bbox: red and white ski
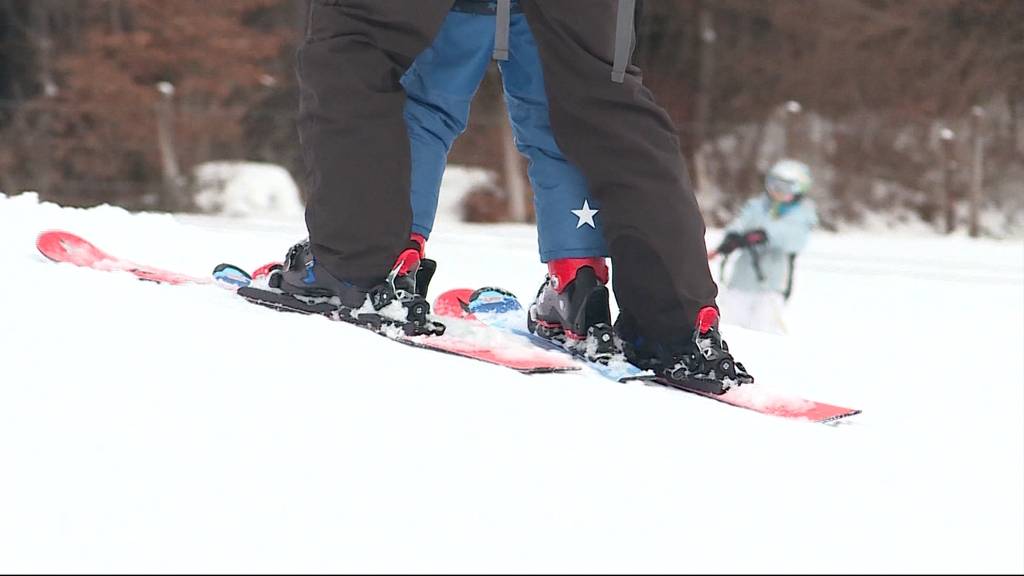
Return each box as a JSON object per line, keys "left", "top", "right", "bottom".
{"left": 654, "top": 381, "right": 860, "bottom": 424}
{"left": 434, "top": 287, "right": 861, "bottom": 424}
{"left": 35, "top": 230, "right": 577, "bottom": 375}
{"left": 37, "top": 230, "right": 212, "bottom": 286}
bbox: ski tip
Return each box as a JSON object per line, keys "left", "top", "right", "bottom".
{"left": 433, "top": 288, "right": 476, "bottom": 319}
{"left": 36, "top": 230, "right": 109, "bottom": 265}
{"left": 467, "top": 287, "right": 522, "bottom": 315}
{"left": 251, "top": 261, "right": 283, "bottom": 280}
{"left": 817, "top": 409, "right": 862, "bottom": 425}
{"left": 37, "top": 229, "right": 80, "bottom": 253}
{"left": 433, "top": 287, "right": 523, "bottom": 320}
{"left": 212, "top": 263, "right": 254, "bottom": 289}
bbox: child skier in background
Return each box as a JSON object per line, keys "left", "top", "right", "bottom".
{"left": 711, "top": 159, "right": 819, "bottom": 334}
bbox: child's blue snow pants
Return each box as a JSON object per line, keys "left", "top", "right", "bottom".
{"left": 401, "top": 1, "right": 608, "bottom": 262}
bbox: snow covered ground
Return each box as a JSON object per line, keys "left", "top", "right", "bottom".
{"left": 1, "top": 191, "right": 1022, "bottom": 573}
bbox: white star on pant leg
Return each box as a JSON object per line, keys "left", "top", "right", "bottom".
{"left": 571, "top": 200, "right": 599, "bottom": 229}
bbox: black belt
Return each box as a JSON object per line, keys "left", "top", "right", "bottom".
{"left": 451, "top": 0, "right": 522, "bottom": 15}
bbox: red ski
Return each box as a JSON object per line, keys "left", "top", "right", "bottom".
{"left": 653, "top": 380, "right": 860, "bottom": 424}
{"left": 35, "top": 230, "right": 575, "bottom": 375}
{"left": 435, "top": 287, "right": 861, "bottom": 424}
{"left": 36, "top": 230, "right": 211, "bottom": 286}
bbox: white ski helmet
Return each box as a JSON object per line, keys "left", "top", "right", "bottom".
{"left": 765, "top": 159, "right": 812, "bottom": 200}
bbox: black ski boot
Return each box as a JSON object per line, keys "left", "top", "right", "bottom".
{"left": 616, "top": 306, "right": 753, "bottom": 394}
{"left": 527, "top": 258, "right": 617, "bottom": 362}
{"left": 261, "top": 236, "right": 442, "bottom": 336}
{"left": 272, "top": 238, "right": 374, "bottom": 308}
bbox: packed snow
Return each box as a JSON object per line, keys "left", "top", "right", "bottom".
{"left": 0, "top": 189, "right": 1021, "bottom": 573}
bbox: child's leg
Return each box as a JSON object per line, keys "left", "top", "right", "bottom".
{"left": 498, "top": 14, "right": 609, "bottom": 264}
{"left": 401, "top": 11, "right": 495, "bottom": 240}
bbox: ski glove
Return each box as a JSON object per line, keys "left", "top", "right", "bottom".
{"left": 744, "top": 229, "right": 768, "bottom": 247}
{"left": 716, "top": 229, "right": 769, "bottom": 255}
{"left": 716, "top": 232, "right": 745, "bottom": 255}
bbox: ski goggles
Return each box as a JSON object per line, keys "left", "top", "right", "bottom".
{"left": 766, "top": 175, "right": 804, "bottom": 199}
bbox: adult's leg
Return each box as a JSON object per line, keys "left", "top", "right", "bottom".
{"left": 297, "top": 0, "right": 453, "bottom": 287}
{"left": 499, "top": 13, "right": 608, "bottom": 263}
{"left": 401, "top": 11, "right": 494, "bottom": 240}
{"left": 522, "top": 0, "right": 717, "bottom": 343}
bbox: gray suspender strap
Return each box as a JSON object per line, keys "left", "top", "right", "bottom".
{"left": 494, "top": 0, "right": 511, "bottom": 61}
{"left": 452, "top": 0, "right": 521, "bottom": 15}
{"left": 449, "top": 0, "right": 515, "bottom": 61}
{"left": 612, "top": 0, "right": 636, "bottom": 83}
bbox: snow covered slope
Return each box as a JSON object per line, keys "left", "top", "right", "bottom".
{"left": 1, "top": 191, "right": 1022, "bottom": 573}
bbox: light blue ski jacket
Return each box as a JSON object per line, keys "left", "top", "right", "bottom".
{"left": 723, "top": 195, "right": 818, "bottom": 294}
